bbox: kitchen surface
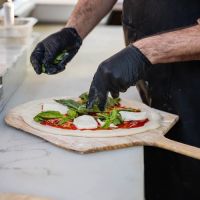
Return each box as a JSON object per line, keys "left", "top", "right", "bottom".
{"left": 0, "top": 24, "right": 144, "bottom": 200}
{"left": 1, "top": 0, "right": 199, "bottom": 200}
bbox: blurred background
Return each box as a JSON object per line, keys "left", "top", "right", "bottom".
{"left": 0, "top": 0, "right": 123, "bottom": 24}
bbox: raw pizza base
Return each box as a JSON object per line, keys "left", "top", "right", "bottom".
{"left": 21, "top": 97, "right": 162, "bottom": 138}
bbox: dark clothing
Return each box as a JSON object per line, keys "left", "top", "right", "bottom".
{"left": 122, "top": 0, "right": 200, "bottom": 199}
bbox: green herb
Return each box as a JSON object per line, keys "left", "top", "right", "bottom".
{"left": 112, "top": 118, "right": 122, "bottom": 126}
{"left": 58, "top": 116, "right": 71, "bottom": 125}
{"left": 42, "top": 50, "right": 69, "bottom": 73}
{"left": 90, "top": 104, "right": 101, "bottom": 113}
{"left": 42, "top": 64, "right": 46, "bottom": 73}
{"left": 55, "top": 98, "right": 88, "bottom": 114}
{"left": 98, "top": 109, "right": 123, "bottom": 129}
{"left": 58, "top": 109, "right": 78, "bottom": 125}
{"left": 77, "top": 104, "right": 88, "bottom": 114}
{"left": 77, "top": 104, "right": 100, "bottom": 114}
{"left": 55, "top": 97, "right": 100, "bottom": 114}
{"left": 35, "top": 111, "right": 63, "bottom": 119}
{"left": 79, "top": 92, "right": 120, "bottom": 108}
{"left": 67, "top": 109, "right": 78, "bottom": 118}
{"left": 102, "top": 118, "right": 111, "bottom": 129}
{"left": 53, "top": 50, "right": 69, "bottom": 64}
{"left": 33, "top": 116, "right": 44, "bottom": 123}
{"left": 110, "top": 110, "right": 119, "bottom": 121}
{"left": 97, "top": 112, "right": 108, "bottom": 121}
{"left": 33, "top": 111, "right": 64, "bottom": 123}
{"left": 79, "top": 92, "right": 88, "bottom": 104}
{"left": 55, "top": 99, "right": 81, "bottom": 110}
{"left": 106, "top": 97, "right": 120, "bottom": 108}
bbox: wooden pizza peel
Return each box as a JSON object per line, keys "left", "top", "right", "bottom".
{"left": 4, "top": 99, "right": 200, "bottom": 160}
{"left": 0, "top": 193, "right": 51, "bottom": 200}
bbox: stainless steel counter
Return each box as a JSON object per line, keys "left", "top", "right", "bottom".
{"left": 0, "top": 25, "right": 144, "bottom": 200}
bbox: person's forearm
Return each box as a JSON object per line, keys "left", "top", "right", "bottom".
{"left": 134, "top": 24, "right": 200, "bottom": 64}
{"left": 66, "top": 0, "right": 117, "bottom": 39}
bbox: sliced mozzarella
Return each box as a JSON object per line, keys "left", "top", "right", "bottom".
{"left": 42, "top": 102, "right": 68, "bottom": 114}
{"left": 119, "top": 111, "right": 147, "bottom": 121}
{"left": 73, "top": 115, "right": 98, "bottom": 129}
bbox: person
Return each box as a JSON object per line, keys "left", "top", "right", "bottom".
{"left": 30, "top": 0, "right": 200, "bottom": 199}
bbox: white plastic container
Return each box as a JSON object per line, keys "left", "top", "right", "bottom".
{"left": 3, "top": 0, "right": 15, "bottom": 27}
{"left": 0, "top": 17, "right": 37, "bottom": 46}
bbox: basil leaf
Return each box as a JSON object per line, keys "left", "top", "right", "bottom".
{"left": 79, "top": 92, "right": 120, "bottom": 109}
{"left": 58, "top": 116, "right": 71, "bottom": 125}
{"left": 55, "top": 99, "right": 81, "bottom": 110}
{"left": 79, "top": 92, "right": 120, "bottom": 111}
{"left": 91, "top": 105, "right": 101, "bottom": 113}
{"left": 102, "top": 118, "right": 111, "bottom": 129}
{"left": 41, "top": 50, "right": 69, "bottom": 72}
{"left": 34, "top": 111, "right": 64, "bottom": 123}
{"left": 58, "top": 110, "right": 78, "bottom": 125}
{"left": 67, "top": 109, "right": 78, "bottom": 118}
{"left": 36, "top": 111, "right": 63, "bottom": 119}
{"left": 97, "top": 112, "right": 109, "bottom": 120}
{"left": 77, "top": 104, "right": 88, "bottom": 114}
{"left": 79, "top": 92, "right": 89, "bottom": 103}
{"left": 106, "top": 97, "right": 120, "bottom": 108}
{"left": 110, "top": 110, "right": 118, "bottom": 121}
{"left": 53, "top": 51, "right": 69, "bottom": 64}
{"left": 33, "top": 116, "right": 44, "bottom": 123}
{"left": 112, "top": 118, "right": 122, "bottom": 126}
{"left": 78, "top": 104, "right": 101, "bottom": 114}
{"left": 100, "top": 110, "right": 122, "bottom": 129}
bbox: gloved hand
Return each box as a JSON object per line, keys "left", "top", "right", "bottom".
{"left": 87, "top": 45, "right": 152, "bottom": 111}
{"left": 30, "top": 27, "right": 82, "bottom": 75}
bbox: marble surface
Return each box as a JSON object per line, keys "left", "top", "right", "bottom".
{"left": 0, "top": 25, "right": 144, "bottom": 200}
{"left": 0, "top": 46, "right": 25, "bottom": 76}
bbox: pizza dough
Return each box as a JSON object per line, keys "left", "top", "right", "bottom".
{"left": 20, "top": 97, "right": 162, "bottom": 138}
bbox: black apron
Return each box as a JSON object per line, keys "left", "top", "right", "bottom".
{"left": 122, "top": 1, "right": 200, "bottom": 200}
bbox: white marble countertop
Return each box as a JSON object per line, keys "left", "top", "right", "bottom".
{"left": 0, "top": 46, "right": 25, "bottom": 76}
{"left": 0, "top": 25, "right": 144, "bottom": 200}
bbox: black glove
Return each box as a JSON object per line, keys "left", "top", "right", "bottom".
{"left": 87, "top": 45, "right": 152, "bottom": 111}
{"left": 30, "top": 27, "right": 82, "bottom": 74}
